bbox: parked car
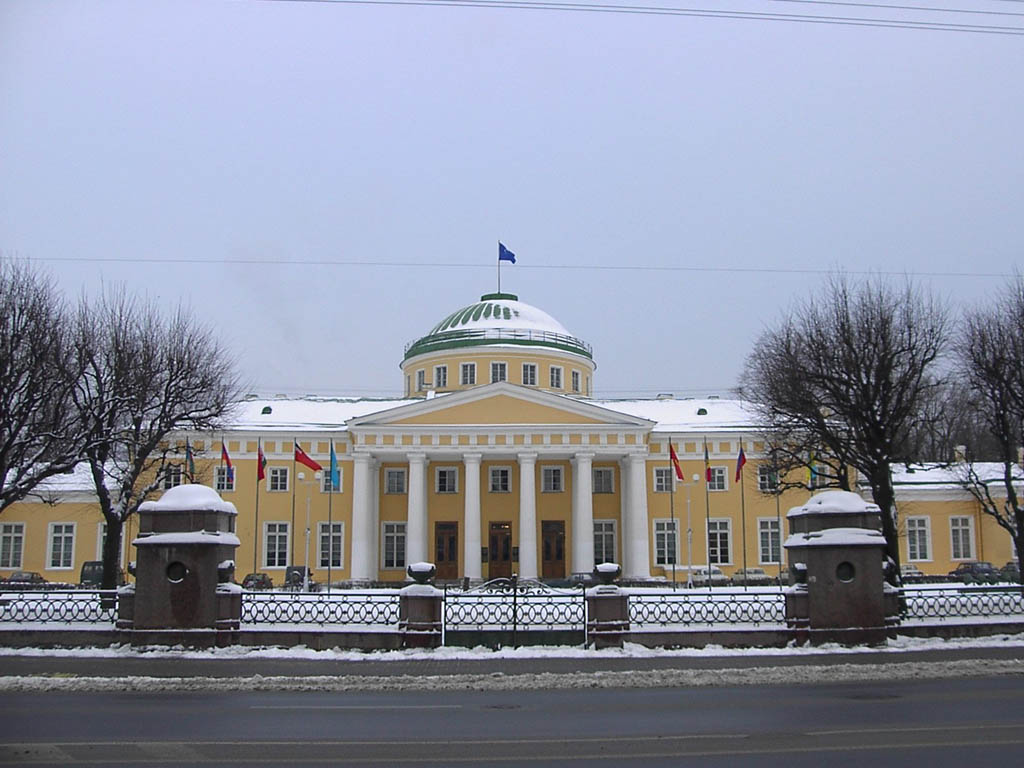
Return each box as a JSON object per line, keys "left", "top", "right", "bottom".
{"left": 730, "top": 567, "right": 773, "bottom": 586}
{"left": 241, "top": 573, "right": 274, "bottom": 590}
{"left": 678, "top": 565, "right": 728, "bottom": 587}
{"left": 79, "top": 561, "right": 125, "bottom": 588}
{"left": 3, "top": 571, "right": 47, "bottom": 590}
{"left": 999, "top": 561, "right": 1020, "bottom": 583}
{"left": 900, "top": 564, "right": 926, "bottom": 583}
{"left": 948, "top": 561, "right": 1000, "bottom": 584}
{"left": 283, "top": 566, "right": 317, "bottom": 591}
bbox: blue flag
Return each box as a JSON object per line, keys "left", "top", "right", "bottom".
{"left": 498, "top": 242, "right": 516, "bottom": 264}
{"left": 329, "top": 441, "right": 339, "bottom": 491}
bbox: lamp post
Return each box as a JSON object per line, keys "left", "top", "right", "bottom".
{"left": 680, "top": 474, "right": 700, "bottom": 589}
{"left": 296, "top": 470, "right": 321, "bottom": 593}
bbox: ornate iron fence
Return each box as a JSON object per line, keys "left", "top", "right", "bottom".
{"left": 241, "top": 591, "right": 400, "bottom": 626}
{"left": 444, "top": 578, "right": 587, "bottom": 634}
{"left": 0, "top": 589, "right": 118, "bottom": 624}
{"left": 628, "top": 591, "right": 788, "bottom": 627}
{"left": 901, "top": 586, "right": 1024, "bottom": 621}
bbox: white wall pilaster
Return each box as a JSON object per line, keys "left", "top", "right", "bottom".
{"left": 350, "top": 453, "right": 374, "bottom": 581}
{"left": 517, "top": 452, "right": 538, "bottom": 580}
{"left": 407, "top": 452, "right": 428, "bottom": 569}
{"left": 571, "top": 452, "right": 595, "bottom": 576}
{"left": 625, "top": 454, "right": 651, "bottom": 579}
{"left": 463, "top": 452, "right": 482, "bottom": 580}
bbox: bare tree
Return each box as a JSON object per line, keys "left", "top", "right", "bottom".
{"left": 72, "top": 289, "right": 240, "bottom": 588}
{"left": 0, "top": 259, "right": 86, "bottom": 512}
{"left": 742, "top": 276, "right": 949, "bottom": 581}
{"left": 956, "top": 275, "right": 1024, "bottom": 580}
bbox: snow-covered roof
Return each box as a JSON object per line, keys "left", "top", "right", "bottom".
{"left": 139, "top": 484, "right": 237, "bottom": 515}
{"left": 784, "top": 527, "right": 887, "bottom": 548}
{"left": 891, "top": 462, "right": 1022, "bottom": 489}
{"left": 133, "top": 530, "right": 241, "bottom": 547}
{"left": 593, "top": 398, "right": 758, "bottom": 433}
{"left": 787, "top": 490, "right": 881, "bottom": 518}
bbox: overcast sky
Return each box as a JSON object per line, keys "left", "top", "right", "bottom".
{"left": 2, "top": 0, "right": 1021, "bottom": 399}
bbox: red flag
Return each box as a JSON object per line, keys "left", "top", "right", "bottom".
{"left": 221, "top": 441, "right": 233, "bottom": 472}
{"left": 735, "top": 445, "right": 747, "bottom": 482}
{"left": 257, "top": 440, "right": 266, "bottom": 481}
{"left": 704, "top": 439, "right": 711, "bottom": 482}
{"left": 669, "top": 442, "right": 684, "bottom": 481}
{"left": 294, "top": 441, "right": 323, "bottom": 472}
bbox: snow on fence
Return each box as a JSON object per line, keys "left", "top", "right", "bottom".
{"left": 443, "top": 579, "right": 586, "bottom": 631}
{"left": 0, "top": 589, "right": 119, "bottom": 624}
{"left": 901, "top": 585, "right": 1024, "bottom": 622}
{"left": 629, "top": 591, "right": 788, "bottom": 628}
{"left": 241, "top": 591, "right": 399, "bottom": 627}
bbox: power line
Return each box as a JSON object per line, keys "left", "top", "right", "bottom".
{"left": 20, "top": 256, "right": 1017, "bottom": 280}
{"left": 254, "top": 0, "right": 1024, "bottom": 35}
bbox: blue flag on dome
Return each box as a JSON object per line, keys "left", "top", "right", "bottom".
{"left": 498, "top": 242, "right": 516, "bottom": 264}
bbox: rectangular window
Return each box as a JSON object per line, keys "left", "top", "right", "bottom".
{"left": 708, "top": 466, "right": 727, "bottom": 491}
{"left": 416, "top": 369, "right": 426, "bottom": 392}
{"left": 522, "top": 363, "right": 537, "bottom": 386}
{"left": 654, "top": 467, "right": 674, "bottom": 493}
{"left": 318, "top": 522, "right": 344, "bottom": 568}
{"left": 385, "top": 468, "right": 407, "bottom": 494}
{"left": 550, "top": 366, "right": 563, "bottom": 389}
{"left": 950, "top": 517, "right": 973, "bottom": 560}
{"left": 809, "top": 463, "right": 828, "bottom": 489}
{"left": 163, "top": 465, "right": 183, "bottom": 490}
{"left": 215, "top": 466, "right": 235, "bottom": 493}
{"left": 434, "top": 365, "right": 448, "bottom": 388}
{"left": 594, "top": 520, "right": 616, "bottom": 565}
{"left": 436, "top": 467, "right": 458, "bottom": 494}
{"left": 264, "top": 522, "right": 289, "bottom": 568}
{"left": 489, "top": 467, "right": 510, "bottom": 493}
{"left": 907, "top": 517, "right": 930, "bottom": 561}
{"left": 593, "top": 467, "right": 614, "bottom": 494}
{"left": 571, "top": 370, "right": 581, "bottom": 393}
{"left": 708, "top": 519, "right": 731, "bottom": 564}
{"left": 48, "top": 522, "right": 75, "bottom": 569}
{"left": 758, "top": 518, "right": 782, "bottom": 564}
{"left": 0, "top": 523, "right": 25, "bottom": 569}
{"left": 757, "top": 466, "right": 778, "bottom": 493}
{"left": 321, "top": 468, "right": 342, "bottom": 493}
{"left": 460, "top": 363, "right": 476, "bottom": 386}
{"left": 491, "top": 361, "right": 507, "bottom": 383}
{"left": 383, "top": 522, "right": 407, "bottom": 569}
{"left": 541, "top": 466, "right": 563, "bottom": 492}
{"left": 268, "top": 466, "right": 289, "bottom": 492}
{"left": 654, "top": 519, "right": 678, "bottom": 566}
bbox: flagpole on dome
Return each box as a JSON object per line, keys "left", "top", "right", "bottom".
{"left": 498, "top": 241, "right": 516, "bottom": 294}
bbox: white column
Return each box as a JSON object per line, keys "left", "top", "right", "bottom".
{"left": 571, "top": 452, "right": 595, "bottom": 576}
{"left": 463, "top": 452, "right": 482, "bottom": 580}
{"left": 406, "top": 453, "right": 428, "bottom": 568}
{"left": 517, "top": 452, "right": 538, "bottom": 580}
{"left": 350, "top": 453, "right": 374, "bottom": 581}
{"left": 625, "top": 454, "right": 651, "bottom": 579}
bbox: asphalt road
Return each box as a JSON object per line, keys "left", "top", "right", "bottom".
{"left": 2, "top": 675, "right": 1024, "bottom": 767}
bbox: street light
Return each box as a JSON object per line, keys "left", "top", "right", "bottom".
{"left": 678, "top": 474, "right": 700, "bottom": 589}
{"left": 296, "top": 470, "right": 321, "bottom": 593}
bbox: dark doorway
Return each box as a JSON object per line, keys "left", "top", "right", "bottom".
{"left": 435, "top": 522, "right": 458, "bottom": 581}
{"left": 542, "top": 520, "right": 566, "bottom": 580}
{"left": 489, "top": 521, "right": 512, "bottom": 579}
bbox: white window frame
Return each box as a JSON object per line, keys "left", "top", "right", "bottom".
{"left": 321, "top": 468, "right": 343, "bottom": 493}
{"left": 758, "top": 518, "right": 782, "bottom": 565}
{"left": 435, "top": 466, "right": 459, "bottom": 494}
{"left": 549, "top": 365, "right": 563, "bottom": 389}
{"left": 489, "top": 466, "right": 511, "bottom": 493}
{"left": 541, "top": 465, "right": 563, "bottom": 493}
{"left": 653, "top": 467, "right": 674, "bottom": 493}
{"left": 96, "top": 522, "right": 108, "bottom": 561}
{"left": 0, "top": 522, "right": 25, "bottom": 569}
{"left": 950, "top": 516, "right": 974, "bottom": 561}
{"left": 708, "top": 466, "right": 728, "bottom": 492}
{"left": 318, "top": 521, "right": 345, "bottom": 569}
{"left": 708, "top": 518, "right": 732, "bottom": 565}
{"left": 385, "top": 468, "right": 407, "bottom": 495}
{"left": 594, "top": 520, "right": 616, "bottom": 565}
{"left": 571, "top": 370, "right": 581, "bottom": 393}
{"left": 268, "top": 466, "right": 289, "bottom": 492}
{"left": 48, "top": 522, "right": 76, "bottom": 570}
{"left": 654, "top": 519, "right": 678, "bottom": 566}
{"left": 215, "top": 465, "right": 235, "bottom": 493}
{"left": 522, "top": 362, "right": 537, "bottom": 386}
{"left": 264, "top": 521, "right": 290, "bottom": 569}
{"left": 906, "top": 516, "right": 931, "bottom": 562}
{"left": 593, "top": 467, "right": 614, "bottom": 494}
{"left": 416, "top": 369, "right": 426, "bottom": 392}
{"left": 434, "top": 365, "right": 448, "bottom": 389}
{"left": 163, "top": 465, "right": 183, "bottom": 490}
{"left": 490, "top": 361, "right": 507, "bottom": 383}
{"left": 460, "top": 362, "right": 476, "bottom": 386}
{"left": 382, "top": 521, "right": 407, "bottom": 569}
{"left": 757, "top": 466, "right": 778, "bottom": 493}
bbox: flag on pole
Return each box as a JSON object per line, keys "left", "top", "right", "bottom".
{"left": 669, "top": 442, "right": 684, "bottom": 481}
{"left": 294, "top": 441, "right": 323, "bottom": 472}
{"left": 257, "top": 440, "right": 267, "bottom": 482}
{"left": 498, "top": 242, "right": 516, "bottom": 263}
{"left": 329, "top": 441, "right": 339, "bottom": 491}
{"left": 735, "top": 445, "right": 747, "bottom": 482}
{"left": 185, "top": 439, "right": 196, "bottom": 482}
{"left": 703, "top": 439, "right": 712, "bottom": 482}
{"left": 221, "top": 441, "right": 234, "bottom": 482}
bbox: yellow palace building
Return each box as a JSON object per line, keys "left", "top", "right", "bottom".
{"left": 1, "top": 292, "right": 1017, "bottom": 585}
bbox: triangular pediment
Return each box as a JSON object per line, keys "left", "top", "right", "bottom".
{"left": 347, "top": 382, "right": 653, "bottom": 428}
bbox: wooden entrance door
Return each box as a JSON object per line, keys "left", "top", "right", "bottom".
{"left": 488, "top": 522, "right": 512, "bottom": 579}
{"left": 541, "top": 521, "right": 565, "bottom": 580}
{"left": 435, "top": 522, "right": 458, "bottom": 581}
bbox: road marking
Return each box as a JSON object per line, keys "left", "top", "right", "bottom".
{"left": 137, "top": 743, "right": 204, "bottom": 761}
{"left": 807, "top": 722, "right": 1024, "bottom": 736}
{"left": 0, "top": 744, "right": 73, "bottom": 764}
{"left": 248, "top": 704, "right": 463, "bottom": 710}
